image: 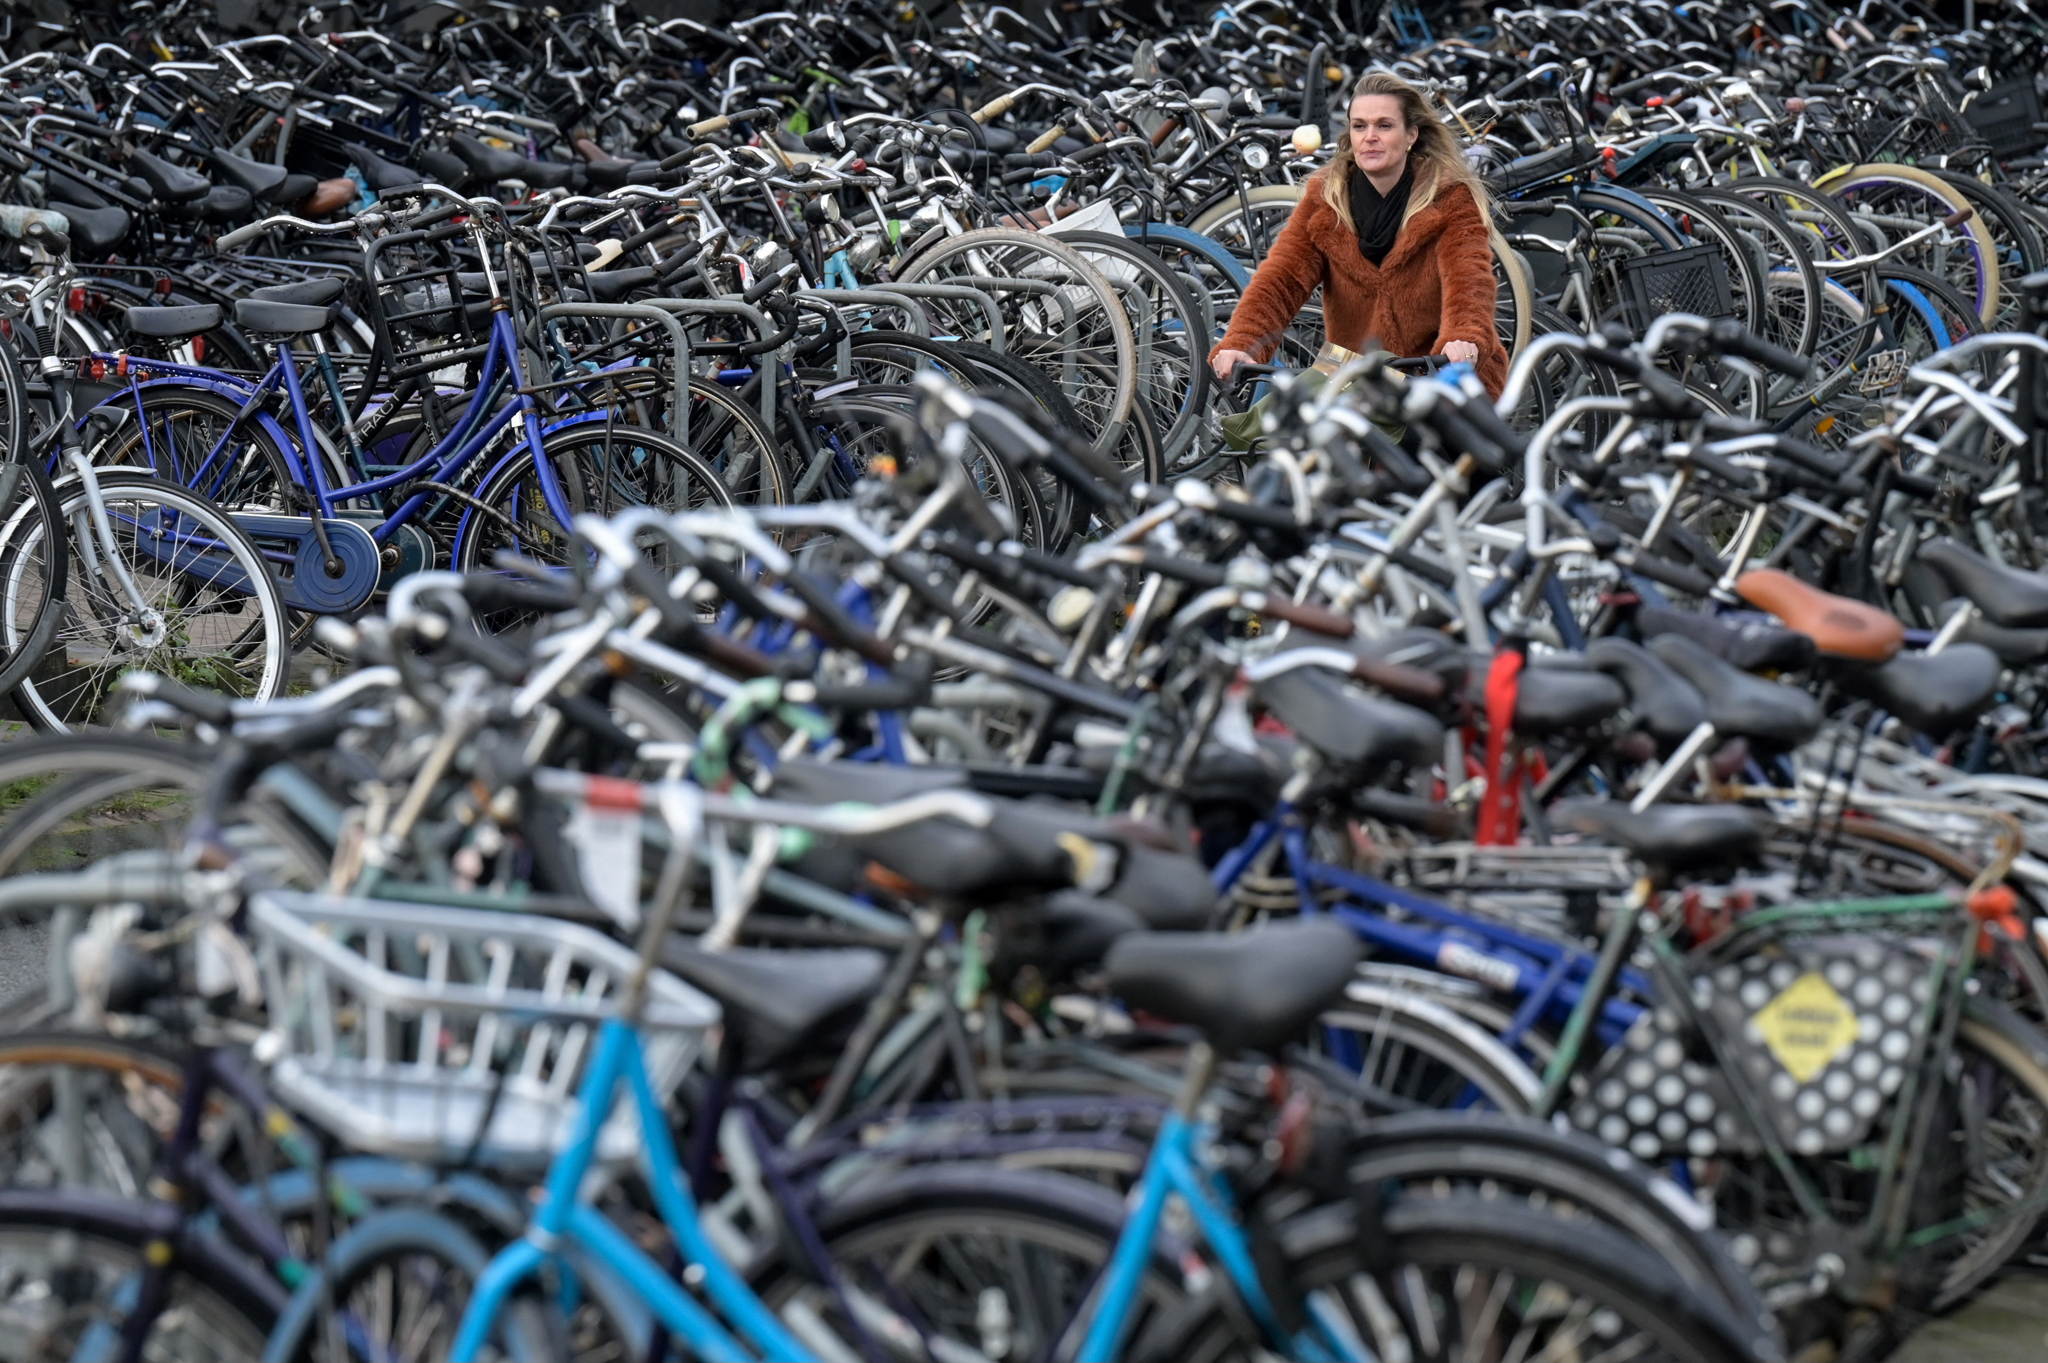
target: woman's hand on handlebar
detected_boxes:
[1441,339,1479,365]
[1211,347,1257,382]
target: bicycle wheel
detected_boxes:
[453,422,735,588]
[745,1163,1199,1361]
[1305,986,1544,1114]
[80,385,304,512]
[1160,1194,1771,1363]
[0,472,289,732]
[0,456,66,701]
[1816,162,2001,326]
[265,1207,558,1363]
[0,1191,277,1362]
[892,228,1139,455]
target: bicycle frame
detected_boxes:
[1211,805,1650,1063]
[450,1017,812,1363]
[95,306,579,547]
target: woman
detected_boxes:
[1209,72,1509,398]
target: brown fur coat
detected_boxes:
[1211,171,1509,397]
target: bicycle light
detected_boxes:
[1291,124,1322,156]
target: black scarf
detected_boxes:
[1347,160,1414,267]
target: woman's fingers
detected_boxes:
[1442,340,1479,364]
[1212,348,1255,381]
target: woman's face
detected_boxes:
[1349,94,1418,180]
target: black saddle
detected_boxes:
[208,147,291,200]
[1508,662,1628,737]
[584,158,666,190]
[1635,604,1816,674]
[771,757,967,804]
[124,146,211,204]
[1104,918,1362,1055]
[1253,668,1442,772]
[49,202,129,255]
[252,277,348,308]
[347,142,424,195]
[1585,637,1705,750]
[1647,634,1821,748]
[659,944,886,1071]
[178,185,253,224]
[1839,644,2003,738]
[123,304,223,339]
[1554,801,1766,877]
[207,149,317,207]
[579,266,661,304]
[448,135,579,190]
[1917,541,2048,630]
[233,298,339,335]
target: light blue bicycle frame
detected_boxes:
[449,1018,811,1362]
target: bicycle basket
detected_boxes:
[249,891,718,1166]
[1617,243,1734,332]
[1572,906,1957,1164]
[1965,77,2046,159]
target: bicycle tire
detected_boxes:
[0,456,67,701]
[1153,1193,1773,1363]
[892,226,1141,450]
[0,471,290,732]
[1815,161,2001,325]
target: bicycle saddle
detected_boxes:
[1647,634,1822,748]
[252,277,348,308]
[448,135,579,190]
[1916,540,2048,629]
[124,146,211,204]
[207,147,290,199]
[346,142,423,195]
[122,303,222,339]
[1508,664,1629,738]
[1252,667,1443,773]
[208,148,320,208]
[1584,637,1705,750]
[1103,918,1362,1055]
[1838,643,2003,738]
[176,184,253,224]
[1948,606,2048,667]
[233,298,339,335]
[1734,569,1904,663]
[582,157,666,189]
[47,201,130,255]
[769,756,968,803]
[659,944,887,1071]
[1634,604,1816,674]
[1553,801,1766,877]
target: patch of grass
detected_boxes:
[0,771,56,812]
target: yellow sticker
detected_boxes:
[1752,972,1861,1083]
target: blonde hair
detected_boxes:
[1321,72,1492,231]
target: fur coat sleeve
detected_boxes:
[1211,172,1508,399]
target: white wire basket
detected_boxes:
[249,890,719,1166]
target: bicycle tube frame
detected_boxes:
[450,1018,811,1363]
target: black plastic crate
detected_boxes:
[1617,243,1734,331]
[1965,78,2045,159]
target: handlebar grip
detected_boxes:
[972,92,1019,123]
[1246,592,1353,638]
[1769,434,1851,480]
[1706,317,1814,379]
[1068,142,1114,164]
[1888,468,1942,498]
[774,571,897,668]
[1002,165,1050,186]
[1207,495,1306,534]
[795,666,933,711]
[213,219,274,250]
[125,673,236,725]
[1427,403,1509,473]
[1349,655,1448,705]
[1026,125,1067,154]
[1943,205,1976,229]
[461,572,584,616]
[743,268,789,305]
[686,104,780,138]
[617,213,682,255]
[1618,548,1719,598]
